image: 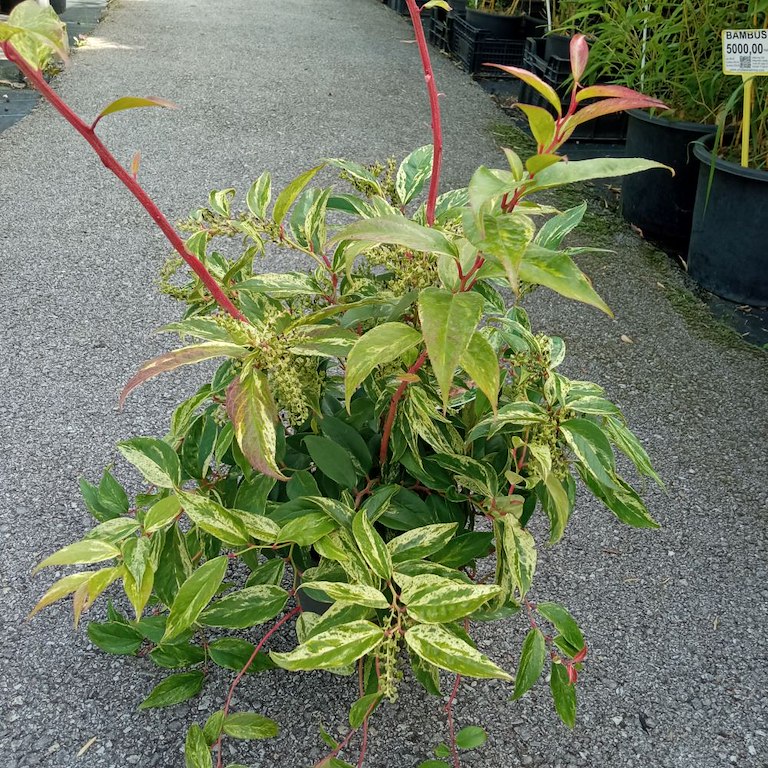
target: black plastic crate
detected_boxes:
[426,12,453,53]
[450,15,526,76]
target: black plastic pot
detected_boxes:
[621,110,715,249]
[465,9,535,38]
[687,136,768,306]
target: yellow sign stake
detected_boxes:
[741,74,753,168]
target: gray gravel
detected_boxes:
[1,1,767,767]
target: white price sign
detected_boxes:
[722,29,768,75]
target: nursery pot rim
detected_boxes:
[627,108,716,135]
[692,133,768,184]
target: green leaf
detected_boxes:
[273,164,324,225]
[604,417,663,487]
[139,671,205,709]
[469,212,535,293]
[320,415,373,475]
[208,638,275,674]
[94,96,176,125]
[223,712,279,740]
[300,581,389,609]
[349,692,383,729]
[185,724,212,768]
[246,558,285,587]
[517,103,557,149]
[202,711,225,746]
[277,512,338,546]
[344,322,422,411]
[3,2,68,65]
[429,531,494,569]
[144,495,182,533]
[227,371,287,481]
[150,643,206,669]
[531,157,670,191]
[559,418,616,489]
[33,539,119,573]
[399,574,500,624]
[325,158,383,195]
[304,436,359,489]
[580,470,659,529]
[536,602,584,650]
[87,620,143,655]
[388,523,458,562]
[117,437,181,489]
[418,762,450,768]
[199,585,288,628]
[405,624,511,681]
[455,726,487,750]
[332,215,458,258]
[534,203,587,250]
[410,650,442,696]
[29,572,92,618]
[467,402,549,442]
[459,333,500,414]
[468,166,517,212]
[418,287,483,409]
[520,245,612,316]
[541,473,571,544]
[352,509,392,580]
[500,516,537,598]
[177,491,250,547]
[163,556,228,642]
[270,620,384,671]
[246,171,272,218]
[512,628,546,699]
[550,663,577,728]
[396,145,433,206]
[238,271,320,298]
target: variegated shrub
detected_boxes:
[5,2,668,766]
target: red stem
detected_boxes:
[379,349,429,465]
[2,41,244,321]
[404,0,443,225]
[445,674,462,768]
[214,605,301,767]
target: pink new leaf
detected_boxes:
[226,373,288,481]
[565,96,669,133]
[576,84,667,105]
[570,34,589,85]
[487,63,562,116]
[119,342,246,407]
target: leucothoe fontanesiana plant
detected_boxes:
[3,2,668,766]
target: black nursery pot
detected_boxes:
[687,136,768,306]
[465,8,532,38]
[621,110,715,249]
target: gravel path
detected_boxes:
[1,1,766,767]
